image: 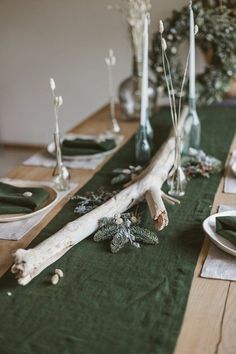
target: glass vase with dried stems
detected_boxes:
[50,78,70,191]
[118,0,156,120]
[159,20,190,197]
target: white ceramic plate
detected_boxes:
[0,181,59,223]
[47,133,120,161]
[203,210,236,257]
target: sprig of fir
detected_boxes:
[94,212,158,253]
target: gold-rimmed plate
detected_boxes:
[0,180,59,223]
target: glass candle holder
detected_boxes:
[135,124,151,166]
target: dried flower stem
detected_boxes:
[50,78,63,135]
[122,0,151,62]
[160,36,177,135]
[159,19,195,136]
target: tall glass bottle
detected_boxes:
[183,3,201,154]
[183,97,201,154]
[135,110,152,166]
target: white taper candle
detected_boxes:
[140,14,149,126]
[189,1,196,99]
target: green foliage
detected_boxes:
[132,226,159,244]
[93,213,159,253]
[93,225,117,242]
[151,1,236,105]
[182,149,223,178]
[72,189,118,216]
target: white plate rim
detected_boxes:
[47,133,120,160]
[203,210,236,257]
[0,180,59,223]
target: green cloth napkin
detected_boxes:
[61,137,116,156]
[0,182,50,215]
[216,216,236,246]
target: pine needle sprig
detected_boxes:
[72,188,118,216]
[94,225,117,242]
[93,212,159,253]
[132,225,159,244]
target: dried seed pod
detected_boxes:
[159,20,164,34]
[161,38,167,51]
[116,218,123,225]
[50,78,56,91]
[51,274,59,285]
[131,216,138,224]
[55,269,64,278]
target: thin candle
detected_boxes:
[189,1,196,99]
[140,14,149,126]
[105,50,121,133]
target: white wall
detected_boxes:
[0,0,187,145]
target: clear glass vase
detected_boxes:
[119,58,157,121]
[183,98,201,154]
[135,123,151,166]
[53,132,71,191]
[168,136,187,197]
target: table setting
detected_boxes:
[0,178,77,241]
[1,1,236,354]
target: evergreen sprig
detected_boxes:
[72,188,118,216]
[94,212,159,253]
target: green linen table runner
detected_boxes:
[216,216,236,246]
[0,106,235,354]
[61,137,116,156]
[0,182,50,214]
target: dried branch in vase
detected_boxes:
[109,0,151,63]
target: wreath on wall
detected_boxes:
[151,1,236,105]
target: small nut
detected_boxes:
[116,218,123,225]
[131,216,138,224]
[55,269,64,278]
[23,191,33,197]
[51,274,60,285]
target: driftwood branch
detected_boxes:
[11,110,187,286]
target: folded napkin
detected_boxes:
[216,216,236,246]
[61,137,116,156]
[0,182,50,214]
[230,150,236,177]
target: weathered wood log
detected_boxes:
[12,109,187,286]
